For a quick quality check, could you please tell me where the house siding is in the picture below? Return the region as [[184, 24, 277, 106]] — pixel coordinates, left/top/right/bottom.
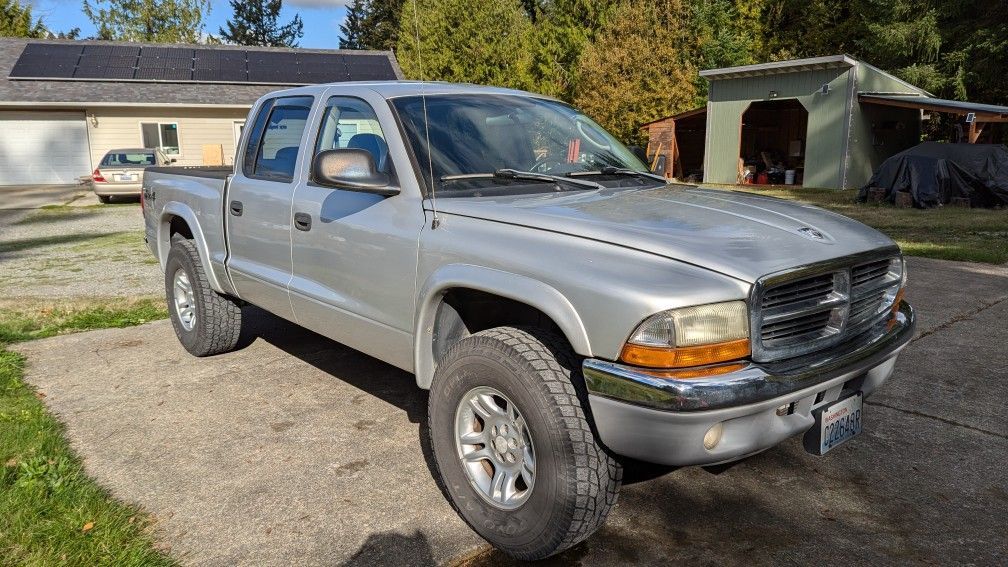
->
[[86, 106, 250, 167]]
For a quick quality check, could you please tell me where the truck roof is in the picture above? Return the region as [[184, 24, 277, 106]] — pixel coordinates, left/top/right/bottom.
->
[[264, 81, 554, 101]]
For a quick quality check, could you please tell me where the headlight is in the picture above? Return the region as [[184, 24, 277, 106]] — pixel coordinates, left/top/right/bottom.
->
[[620, 301, 750, 369], [886, 256, 907, 319], [880, 256, 906, 315]]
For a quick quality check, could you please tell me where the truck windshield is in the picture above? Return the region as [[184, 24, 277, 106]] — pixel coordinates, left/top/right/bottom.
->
[[391, 94, 653, 195]]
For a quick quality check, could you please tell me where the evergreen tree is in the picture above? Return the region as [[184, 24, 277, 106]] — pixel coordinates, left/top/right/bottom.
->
[[689, 0, 762, 102], [575, 0, 697, 144], [530, 0, 619, 99], [219, 0, 303, 47], [339, 0, 368, 49], [83, 0, 210, 43], [396, 0, 535, 90], [1, 0, 46, 38], [340, 0, 404, 50]]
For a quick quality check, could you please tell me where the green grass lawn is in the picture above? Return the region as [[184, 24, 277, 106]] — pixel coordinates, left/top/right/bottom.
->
[[0, 298, 174, 566], [722, 185, 1008, 264]]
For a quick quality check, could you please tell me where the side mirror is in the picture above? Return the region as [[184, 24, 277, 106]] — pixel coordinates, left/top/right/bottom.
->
[[312, 148, 398, 196]]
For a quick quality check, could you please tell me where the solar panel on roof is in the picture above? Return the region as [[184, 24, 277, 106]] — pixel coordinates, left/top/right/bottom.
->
[[137, 57, 193, 71], [140, 46, 192, 59], [10, 60, 77, 78], [82, 44, 139, 57], [193, 67, 248, 82], [8, 42, 398, 84], [21, 43, 82, 58], [135, 67, 193, 81], [74, 66, 136, 79]]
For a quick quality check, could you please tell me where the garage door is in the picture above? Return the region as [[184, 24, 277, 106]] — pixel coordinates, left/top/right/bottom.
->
[[0, 111, 91, 185]]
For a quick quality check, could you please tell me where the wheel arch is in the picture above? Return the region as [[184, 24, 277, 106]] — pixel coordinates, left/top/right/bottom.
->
[[158, 202, 227, 294], [414, 264, 592, 389]]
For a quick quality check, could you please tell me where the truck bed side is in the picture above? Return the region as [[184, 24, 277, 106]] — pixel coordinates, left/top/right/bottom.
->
[[142, 167, 236, 296]]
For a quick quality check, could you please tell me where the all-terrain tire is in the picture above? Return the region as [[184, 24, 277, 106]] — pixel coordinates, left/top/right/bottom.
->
[[164, 236, 242, 357], [428, 326, 622, 560]]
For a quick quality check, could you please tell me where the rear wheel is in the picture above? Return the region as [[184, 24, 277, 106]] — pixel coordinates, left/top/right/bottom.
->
[[98, 195, 111, 204], [428, 327, 622, 560], [164, 237, 242, 356]]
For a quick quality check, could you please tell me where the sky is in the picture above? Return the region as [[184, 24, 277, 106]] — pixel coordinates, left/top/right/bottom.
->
[[27, 0, 353, 49]]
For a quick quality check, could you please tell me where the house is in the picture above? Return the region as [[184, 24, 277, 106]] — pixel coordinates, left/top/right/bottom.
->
[[642, 55, 1008, 190], [0, 38, 402, 186]]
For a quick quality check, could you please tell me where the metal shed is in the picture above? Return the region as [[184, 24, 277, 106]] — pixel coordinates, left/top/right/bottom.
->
[[697, 55, 929, 190]]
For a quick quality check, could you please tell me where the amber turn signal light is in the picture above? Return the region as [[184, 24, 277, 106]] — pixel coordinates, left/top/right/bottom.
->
[[620, 339, 751, 369]]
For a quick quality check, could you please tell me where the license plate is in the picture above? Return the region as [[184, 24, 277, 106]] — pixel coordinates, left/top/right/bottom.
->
[[116, 174, 136, 182], [804, 392, 863, 455]]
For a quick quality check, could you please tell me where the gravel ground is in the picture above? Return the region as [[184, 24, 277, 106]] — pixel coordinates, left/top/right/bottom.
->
[[0, 204, 162, 299]]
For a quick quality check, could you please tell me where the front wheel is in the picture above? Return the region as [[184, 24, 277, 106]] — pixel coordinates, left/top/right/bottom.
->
[[428, 327, 622, 560]]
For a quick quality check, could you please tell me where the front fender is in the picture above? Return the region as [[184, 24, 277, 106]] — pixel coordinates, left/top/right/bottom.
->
[[413, 264, 592, 389], [158, 202, 231, 295]]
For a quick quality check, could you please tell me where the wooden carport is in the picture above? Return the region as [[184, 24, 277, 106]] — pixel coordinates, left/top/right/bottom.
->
[[859, 94, 1008, 143], [639, 106, 707, 180]]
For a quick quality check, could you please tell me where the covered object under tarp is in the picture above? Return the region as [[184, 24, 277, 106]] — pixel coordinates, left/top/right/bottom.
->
[[859, 142, 1008, 207]]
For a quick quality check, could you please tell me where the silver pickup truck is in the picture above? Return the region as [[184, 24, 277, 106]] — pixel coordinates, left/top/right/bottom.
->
[[142, 82, 915, 560]]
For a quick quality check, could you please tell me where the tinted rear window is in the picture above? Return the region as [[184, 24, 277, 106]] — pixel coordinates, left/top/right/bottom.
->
[[101, 152, 156, 167]]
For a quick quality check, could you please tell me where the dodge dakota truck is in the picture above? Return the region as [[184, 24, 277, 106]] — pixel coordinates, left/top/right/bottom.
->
[[142, 82, 915, 560]]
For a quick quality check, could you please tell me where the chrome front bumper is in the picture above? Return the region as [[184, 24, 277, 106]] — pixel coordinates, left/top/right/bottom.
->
[[583, 300, 915, 466]]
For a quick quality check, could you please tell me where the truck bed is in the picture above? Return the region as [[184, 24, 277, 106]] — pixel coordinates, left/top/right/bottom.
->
[[145, 166, 232, 180]]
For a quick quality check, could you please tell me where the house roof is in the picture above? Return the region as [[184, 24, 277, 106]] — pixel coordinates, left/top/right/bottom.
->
[[0, 38, 402, 108], [700, 55, 857, 80], [639, 106, 707, 129], [859, 94, 1008, 122]]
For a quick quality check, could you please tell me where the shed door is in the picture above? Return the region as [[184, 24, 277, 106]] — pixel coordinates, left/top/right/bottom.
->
[[0, 111, 91, 185]]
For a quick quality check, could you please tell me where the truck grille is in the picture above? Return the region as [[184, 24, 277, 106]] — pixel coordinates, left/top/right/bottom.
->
[[751, 252, 903, 362]]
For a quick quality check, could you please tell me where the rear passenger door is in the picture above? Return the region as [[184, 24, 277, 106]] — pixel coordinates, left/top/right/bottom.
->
[[225, 95, 315, 320]]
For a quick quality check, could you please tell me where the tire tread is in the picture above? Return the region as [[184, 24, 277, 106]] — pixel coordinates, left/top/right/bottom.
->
[[166, 237, 242, 356], [430, 326, 621, 560]]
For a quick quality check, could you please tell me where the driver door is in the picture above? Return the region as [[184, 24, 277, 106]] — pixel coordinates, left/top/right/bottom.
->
[[288, 92, 423, 370]]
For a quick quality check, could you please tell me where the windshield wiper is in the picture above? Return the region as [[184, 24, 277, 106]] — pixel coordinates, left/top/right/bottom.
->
[[441, 169, 604, 190], [567, 166, 667, 182]]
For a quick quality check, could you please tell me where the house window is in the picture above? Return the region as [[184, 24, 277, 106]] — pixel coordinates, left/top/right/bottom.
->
[[140, 122, 181, 156]]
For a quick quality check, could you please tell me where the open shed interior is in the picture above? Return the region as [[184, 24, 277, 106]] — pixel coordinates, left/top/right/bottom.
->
[[739, 99, 807, 185], [674, 111, 706, 181]]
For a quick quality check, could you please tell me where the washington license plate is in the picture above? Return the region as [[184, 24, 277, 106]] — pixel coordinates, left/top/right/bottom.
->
[[805, 392, 863, 455]]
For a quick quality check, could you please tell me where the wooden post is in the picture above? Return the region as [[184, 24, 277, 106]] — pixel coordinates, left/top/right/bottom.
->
[[666, 120, 677, 179], [968, 121, 985, 144]]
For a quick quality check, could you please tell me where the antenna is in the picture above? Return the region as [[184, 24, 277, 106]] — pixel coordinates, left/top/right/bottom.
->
[[411, 0, 440, 229]]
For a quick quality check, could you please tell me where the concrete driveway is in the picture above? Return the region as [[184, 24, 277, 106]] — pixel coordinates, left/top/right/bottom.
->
[[14, 257, 1008, 566]]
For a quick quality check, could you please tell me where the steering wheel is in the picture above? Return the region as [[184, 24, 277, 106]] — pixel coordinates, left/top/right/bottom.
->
[[529, 155, 568, 174]]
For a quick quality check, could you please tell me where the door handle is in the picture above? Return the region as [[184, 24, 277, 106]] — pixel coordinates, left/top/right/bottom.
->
[[294, 212, 312, 231], [229, 200, 243, 216]]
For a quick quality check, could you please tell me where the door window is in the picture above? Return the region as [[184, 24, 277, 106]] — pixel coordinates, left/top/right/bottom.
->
[[243, 95, 313, 182], [314, 96, 390, 174]]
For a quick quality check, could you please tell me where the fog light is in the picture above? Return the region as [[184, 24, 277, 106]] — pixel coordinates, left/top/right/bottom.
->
[[703, 422, 724, 450]]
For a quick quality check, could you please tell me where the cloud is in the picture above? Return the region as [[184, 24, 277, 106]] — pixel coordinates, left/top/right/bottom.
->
[[285, 0, 352, 7]]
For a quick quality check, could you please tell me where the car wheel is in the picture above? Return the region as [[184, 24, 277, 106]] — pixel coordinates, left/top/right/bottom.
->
[[164, 236, 242, 356], [428, 326, 622, 560], [98, 195, 111, 204]]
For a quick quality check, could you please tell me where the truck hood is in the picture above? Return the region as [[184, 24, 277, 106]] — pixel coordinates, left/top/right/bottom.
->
[[433, 184, 896, 283]]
